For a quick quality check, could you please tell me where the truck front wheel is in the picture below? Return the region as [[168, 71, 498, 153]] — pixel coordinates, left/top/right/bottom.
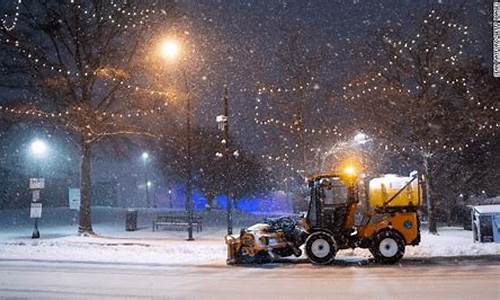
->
[[370, 230, 406, 264], [305, 231, 337, 265]]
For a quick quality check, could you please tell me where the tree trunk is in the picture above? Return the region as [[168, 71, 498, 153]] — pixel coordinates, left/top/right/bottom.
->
[[206, 193, 214, 211], [423, 154, 438, 234], [446, 195, 453, 226], [78, 140, 94, 234]]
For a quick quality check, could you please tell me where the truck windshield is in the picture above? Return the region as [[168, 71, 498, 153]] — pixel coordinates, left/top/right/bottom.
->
[[321, 179, 348, 205], [306, 178, 349, 226]]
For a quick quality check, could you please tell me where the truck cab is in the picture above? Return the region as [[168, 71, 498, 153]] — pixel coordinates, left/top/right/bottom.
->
[[305, 175, 359, 243], [303, 171, 422, 265]]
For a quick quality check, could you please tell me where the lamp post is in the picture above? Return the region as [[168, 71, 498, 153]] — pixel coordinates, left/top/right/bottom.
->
[[159, 38, 194, 241], [186, 78, 194, 241], [216, 86, 232, 235], [141, 152, 150, 208], [30, 139, 48, 239]]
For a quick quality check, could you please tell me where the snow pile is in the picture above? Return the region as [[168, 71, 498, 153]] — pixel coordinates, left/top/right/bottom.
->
[[406, 227, 500, 257], [339, 227, 500, 258]]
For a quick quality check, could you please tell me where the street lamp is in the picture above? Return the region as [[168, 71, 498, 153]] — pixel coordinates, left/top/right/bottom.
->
[[31, 139, 47, 158], [158, 38, 195, 241], [29, 139, 48, 239], [160, 40, 180, 60], [216, 86, 233, 235], [141, 152, 150, 208], [354, 132, 369, 145]]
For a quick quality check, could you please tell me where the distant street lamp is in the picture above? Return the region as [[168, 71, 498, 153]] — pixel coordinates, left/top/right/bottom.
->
[[158, 38, 194, 241], [141, 152, 150, 208], [353, 132, 369, 145], [29, 139, 48, 239]]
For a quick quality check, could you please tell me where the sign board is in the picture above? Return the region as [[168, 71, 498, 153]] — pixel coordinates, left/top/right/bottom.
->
[[68, 188, 81, 210], [32, 190, 40, 202], [30, 202, 42, 218], [29, 178, 45, 189]]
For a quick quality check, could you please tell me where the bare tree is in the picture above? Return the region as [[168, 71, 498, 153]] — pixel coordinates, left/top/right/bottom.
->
[[0, 0, 177, 234], [433, 65, 500, 224], [154, 123, 273, 210], [257, 20, 328, 179], [341, 10, 497, 233]]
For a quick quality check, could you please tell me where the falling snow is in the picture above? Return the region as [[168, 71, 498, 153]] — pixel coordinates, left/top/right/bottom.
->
[[0, 1, 498, 298]]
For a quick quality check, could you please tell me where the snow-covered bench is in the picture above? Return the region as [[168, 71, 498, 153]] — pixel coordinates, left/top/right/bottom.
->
[[152, 215, 203, 232]]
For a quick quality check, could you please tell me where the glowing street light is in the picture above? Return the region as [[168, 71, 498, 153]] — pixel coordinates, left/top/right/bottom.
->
[[157, 37, 194, 241], [142, 152, 149, 161], [353, 132, 369, 145], [31, 139, 48, 157], [159, 39, 180, 60]]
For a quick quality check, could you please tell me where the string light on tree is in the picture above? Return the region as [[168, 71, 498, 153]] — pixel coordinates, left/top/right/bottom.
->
[[253, 98, 342, 136], [1, 0, 21, 31], [339, 12, 499, 154]]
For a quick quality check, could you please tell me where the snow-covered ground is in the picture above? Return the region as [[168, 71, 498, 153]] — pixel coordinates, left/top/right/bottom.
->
[[1, 222, 499, 266], [0, 224, 227, 265], [339, 227, 500, 258]]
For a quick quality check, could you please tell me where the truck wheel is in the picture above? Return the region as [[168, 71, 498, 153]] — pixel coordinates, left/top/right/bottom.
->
[[305, 231, 337, 265], [370, 230, 405, 264]]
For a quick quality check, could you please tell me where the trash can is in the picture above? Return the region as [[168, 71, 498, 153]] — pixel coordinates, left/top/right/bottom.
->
[[126, 209, 138, 231]]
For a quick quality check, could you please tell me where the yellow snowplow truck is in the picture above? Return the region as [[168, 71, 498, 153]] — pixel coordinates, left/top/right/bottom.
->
[[225, 170, 422, 265]]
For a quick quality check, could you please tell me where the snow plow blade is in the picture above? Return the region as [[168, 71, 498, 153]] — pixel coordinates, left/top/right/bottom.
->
[[225, 234, 240, 265], [224, 216, 307, 265]]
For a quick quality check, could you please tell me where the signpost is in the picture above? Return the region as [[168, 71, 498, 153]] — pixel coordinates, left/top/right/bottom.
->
[[68, 188, 80, 225], [29, 178, 45, 189], [30, 203, 42, 219], [32, 190, 40, 202], [68, 188, 81, 210], [29, 177, 44, 239]]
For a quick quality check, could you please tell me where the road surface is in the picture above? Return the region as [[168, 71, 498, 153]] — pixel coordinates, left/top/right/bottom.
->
[[0, 258, 499, 299]]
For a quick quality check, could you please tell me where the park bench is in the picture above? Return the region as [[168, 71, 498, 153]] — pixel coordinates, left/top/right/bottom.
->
[[152, 214, 203, 232]]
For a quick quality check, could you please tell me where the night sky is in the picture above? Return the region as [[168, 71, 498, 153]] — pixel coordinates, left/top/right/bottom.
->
[[0, 0, 495, 181], [174, 0, 492, 168]]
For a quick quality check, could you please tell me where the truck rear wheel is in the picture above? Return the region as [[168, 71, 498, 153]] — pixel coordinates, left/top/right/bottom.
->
[[305, 231, 337, 265], [370, 230, 405, 264]]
